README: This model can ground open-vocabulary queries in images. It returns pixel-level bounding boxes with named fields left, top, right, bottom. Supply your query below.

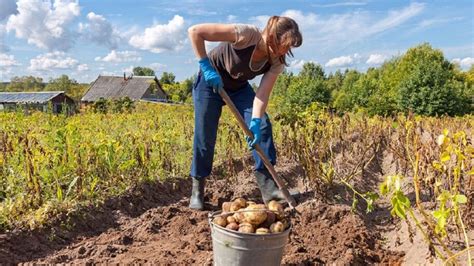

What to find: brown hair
left=263, top=16, right=303, bottom=66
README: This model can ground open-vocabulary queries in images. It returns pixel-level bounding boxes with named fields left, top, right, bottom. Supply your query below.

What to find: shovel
left=218, top=89, right=298, bottom=210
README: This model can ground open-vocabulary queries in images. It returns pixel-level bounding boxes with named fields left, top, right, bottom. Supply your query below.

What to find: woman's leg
left=228, top=83, right=277, bottom=170
left=229, top=84, right=282, bottom=204
left=189, top=73, right=224, bottom=209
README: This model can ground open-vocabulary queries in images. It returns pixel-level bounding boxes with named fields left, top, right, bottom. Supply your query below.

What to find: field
left=0, top=103, right=472, bottom=264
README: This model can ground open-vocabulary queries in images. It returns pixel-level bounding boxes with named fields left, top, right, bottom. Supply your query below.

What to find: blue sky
left=0, top=0, right=472, bottom=83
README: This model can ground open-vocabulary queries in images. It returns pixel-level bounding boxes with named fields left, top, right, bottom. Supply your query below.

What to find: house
left=0, top=91, right=75, bottom=114
left=81, top=75, right=167, bottom=104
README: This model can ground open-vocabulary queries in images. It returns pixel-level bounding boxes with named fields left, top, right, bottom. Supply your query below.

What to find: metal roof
left=81, top=75, right=164, bottom=102
left=0, top=91, right=64, bottom=104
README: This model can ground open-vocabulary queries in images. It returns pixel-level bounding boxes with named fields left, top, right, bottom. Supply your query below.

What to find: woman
left=188, top=16, right=302, bottom=210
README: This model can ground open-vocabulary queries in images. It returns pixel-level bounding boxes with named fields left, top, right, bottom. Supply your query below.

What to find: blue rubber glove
left=245, top=118, right=262, bottom=150
left=199, top=57, right=223, bottom=93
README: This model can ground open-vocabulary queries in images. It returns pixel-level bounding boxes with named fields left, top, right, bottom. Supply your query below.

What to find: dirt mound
left=285, top=200, right=403, bottom=264
left=0, top=161, right=403, bottom=264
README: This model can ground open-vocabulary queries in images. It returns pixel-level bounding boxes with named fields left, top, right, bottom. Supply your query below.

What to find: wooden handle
left=218, top=89, right=297, bottom=209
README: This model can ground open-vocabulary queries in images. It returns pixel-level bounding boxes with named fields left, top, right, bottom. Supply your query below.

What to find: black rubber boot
left=189, top=177, right=205, bottom=210
left=255, top=169, right=299, bottom=205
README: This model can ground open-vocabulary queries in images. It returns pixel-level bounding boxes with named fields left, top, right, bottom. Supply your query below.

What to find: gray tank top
left=207, top=24, right=284, bottom=91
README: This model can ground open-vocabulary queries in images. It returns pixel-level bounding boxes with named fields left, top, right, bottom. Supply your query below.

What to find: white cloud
left=6, top=0, right=80, bottom=51
left=129, top=15, right=187, bottom=53
left=281, top=10, right=318, bottom=32
left=278, top=3, right=424, bottom=53
left=149, top=62, right=167, bottom=71
left=0, top=53, right=19, bottom=81
left=94, top=50, right=142, bottom=63
left=227, top=15, right=238, bottom=22
left=366, top=3, right=424, bottom=35
left=325, top=56, right=353, bottom=67
left=412, top=17, right=465, bottom=32
left=79, top=12, right=121, bottom=49
left=452, top=57, right=474, bottom=69
left=288, top=59, right=318, bottom=71
left=313, top=2, right=367, bottom=8
left=249, top=15, right=270, bottom=29
left=205, top=41, right=219, bottom=51
left=366, top=54, right=387, bottom=65
left=325, top=53, right=363, bottom=68
left=0, top=53, right=20, bottom=67
left=0, top=0, right=17, bottom=21
left=100, top=71, right=117, bottom=76
left=122, top=65, right=134, bottom=74
left=0, top=24, right=9, bottom=52
left=77, top=63, right=89, bottom=72
left=29, top=51, right=81, bottom=71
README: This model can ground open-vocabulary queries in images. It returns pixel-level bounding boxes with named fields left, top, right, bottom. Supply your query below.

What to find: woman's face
left=276, top=46, right=290, bottom=57
left=268, top=42, right=290, bottom=57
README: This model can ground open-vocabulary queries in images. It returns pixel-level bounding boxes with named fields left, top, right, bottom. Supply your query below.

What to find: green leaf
left=433, top=209, right=444, bottom=219
left=432, top=161, right=443, bottom=171
left=443, top=129, right=449, bottom=136
left=65, top=176, right=80, bottom=199
left=380, top=183, right=388, bottom=195
left=365, top=191, right=379, bottom=201
left=453, top=194, right=467, bottom=204
left=440, top=151, right=451, bottom=162
left=393, top=203, right=406, bottom=220
left=351, top=195, right=359, bottom=212
left=436, top=190, right=450, bottom=205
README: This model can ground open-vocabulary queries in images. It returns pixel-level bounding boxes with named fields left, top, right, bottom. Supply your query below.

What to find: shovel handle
left=218, top=89, right=297, bottom=209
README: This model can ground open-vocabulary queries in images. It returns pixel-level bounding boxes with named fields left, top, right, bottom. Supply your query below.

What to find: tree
left=46, top=75, right=88, bottom=102
left=332, top=70, right=361, bottom=112
left=299, top=62, right=325, bottom=80
left=396, top=43, right=471, bottom=116
left=160, top=72, right=176, bottom=84
left=133, top=67, right=155, bottom=76
left=6, top=76, right=44, bottom=92
left=271, top=70, right=293, bottom=98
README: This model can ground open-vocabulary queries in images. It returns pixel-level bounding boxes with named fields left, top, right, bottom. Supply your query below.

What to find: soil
left=0, top=158, right=409, bottom=265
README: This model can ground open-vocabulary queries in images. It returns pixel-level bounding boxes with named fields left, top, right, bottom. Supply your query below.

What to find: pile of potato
left=212, top=198, right=290, bottom=234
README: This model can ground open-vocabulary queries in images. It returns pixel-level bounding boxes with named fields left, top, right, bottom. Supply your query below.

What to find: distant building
left=81, top=75, right=168, bottom=104
left=0, top=91, right=75, bottom=114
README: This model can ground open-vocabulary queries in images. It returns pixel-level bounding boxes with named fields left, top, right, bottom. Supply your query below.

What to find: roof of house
left=0, top=91, right=65, bottom=104
left=81, top=75, right=165, bottom=102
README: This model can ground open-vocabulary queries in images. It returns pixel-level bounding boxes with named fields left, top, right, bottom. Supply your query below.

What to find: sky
left=0, top=0, right=473, bottom=83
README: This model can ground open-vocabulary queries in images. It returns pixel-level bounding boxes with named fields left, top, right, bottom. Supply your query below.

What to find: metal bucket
left=209, top=211, right=291, bottom=266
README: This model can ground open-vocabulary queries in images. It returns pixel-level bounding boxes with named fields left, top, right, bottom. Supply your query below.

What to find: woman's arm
left=188, top=24, right=237, bottom=59
left=252, top=71, right=279, bottom=118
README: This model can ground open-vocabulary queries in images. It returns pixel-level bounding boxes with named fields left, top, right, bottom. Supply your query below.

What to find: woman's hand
left=245, top=118, right=262, bottom=150
left=199, top=58, right=223, bottom=93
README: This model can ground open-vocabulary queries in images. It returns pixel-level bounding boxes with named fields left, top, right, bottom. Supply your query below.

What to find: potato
left=275, top=211, right=286, bottom=221
left=238, top=222, right=255, bottom=234
left=267, top=200, right=284, bottom=213
left=279, top=218, right=290, bottom=230
left=233, top=212, right=245, bottom=223
left=230, top=201, right=243, bottom=212
left=222, top=202, right=232, bottom=213
left=260, top=211, right=276, bottom=228
left=234, top=197, right=247, bottom=208
left=270, top=221, right=285, bottom=233
left=226, top=222, right=239, bottom=231
left=255, top=228, right=270, bottom=234
left=243, top=204, right=267, bottom=226
left=226, top=215, right=237, bottom=224
left=246, top=201, right=257, bottom=207
left=213, top=216, right=227, bottom=227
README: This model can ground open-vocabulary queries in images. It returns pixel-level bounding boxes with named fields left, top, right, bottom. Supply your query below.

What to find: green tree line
left=272, top=43, right=473, bottom=121
left=1, top=43, right=472, bottom=115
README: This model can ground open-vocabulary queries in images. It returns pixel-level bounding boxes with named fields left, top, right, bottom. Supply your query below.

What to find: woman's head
left=263, top=16, right=303, bottom=66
